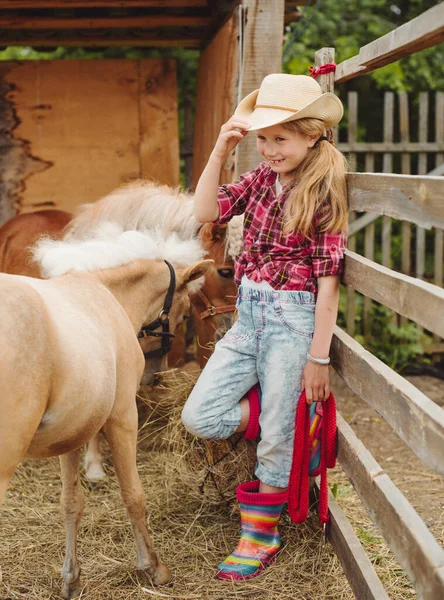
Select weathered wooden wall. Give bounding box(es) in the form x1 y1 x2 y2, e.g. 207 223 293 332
192 9 239 187
0 58 179 224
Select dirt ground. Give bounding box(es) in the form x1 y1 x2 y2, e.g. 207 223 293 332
0 371 443 600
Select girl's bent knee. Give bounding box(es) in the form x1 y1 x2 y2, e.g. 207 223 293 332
181 404 239 440
181 405 211 438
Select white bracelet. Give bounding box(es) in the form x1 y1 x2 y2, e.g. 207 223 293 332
307 352 330 365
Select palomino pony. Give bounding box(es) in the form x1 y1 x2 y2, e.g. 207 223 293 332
0 180 241 375
0 182 242 480
0 225 212 598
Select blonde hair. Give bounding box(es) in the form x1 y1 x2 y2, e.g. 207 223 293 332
281 118 348 237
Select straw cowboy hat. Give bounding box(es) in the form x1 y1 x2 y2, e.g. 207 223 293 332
234 73 343 131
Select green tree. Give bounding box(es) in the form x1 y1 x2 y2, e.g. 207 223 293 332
283 0 444 92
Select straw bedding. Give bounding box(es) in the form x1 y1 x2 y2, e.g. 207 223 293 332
0 368 420 599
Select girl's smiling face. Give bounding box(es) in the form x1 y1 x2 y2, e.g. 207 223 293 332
256 124 316 182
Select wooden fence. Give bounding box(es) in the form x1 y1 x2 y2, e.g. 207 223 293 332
314 3 444 598
336 89 444 341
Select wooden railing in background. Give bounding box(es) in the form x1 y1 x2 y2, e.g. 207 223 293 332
336 90 444 341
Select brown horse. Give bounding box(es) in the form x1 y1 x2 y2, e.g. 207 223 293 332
0 227 212 598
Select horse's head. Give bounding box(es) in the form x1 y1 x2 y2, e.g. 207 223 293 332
191 223 239 366
138 258 213 385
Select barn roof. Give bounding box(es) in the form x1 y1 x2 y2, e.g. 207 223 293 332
0 1 303 50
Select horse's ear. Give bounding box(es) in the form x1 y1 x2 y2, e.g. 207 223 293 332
181 259 214 287
209 223 228 242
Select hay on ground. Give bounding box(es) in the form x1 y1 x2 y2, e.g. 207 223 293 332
141 367 257 505
0 365 423 599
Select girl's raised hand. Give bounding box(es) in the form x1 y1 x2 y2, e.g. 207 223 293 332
212 117 251 161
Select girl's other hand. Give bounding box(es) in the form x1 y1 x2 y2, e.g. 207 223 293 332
301 361 330 405
212 117 251 161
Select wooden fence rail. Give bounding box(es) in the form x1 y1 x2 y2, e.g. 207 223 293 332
335 3 444 83
313 4 444 594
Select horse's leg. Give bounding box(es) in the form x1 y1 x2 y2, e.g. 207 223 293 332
102 403 170 585
59 449 84 600
83 433 106 482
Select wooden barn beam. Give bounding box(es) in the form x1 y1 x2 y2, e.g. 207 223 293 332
235 0 285 177
0 15 212 29
139 59 180 187
335 2 444 83
331 326 444 478
0 1 208 7
336 413 444 600
193 9 239 187
0 36 200 47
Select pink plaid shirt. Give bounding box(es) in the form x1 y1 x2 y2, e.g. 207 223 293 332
215 162 347 293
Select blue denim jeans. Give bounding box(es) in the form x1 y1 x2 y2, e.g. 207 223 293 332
181 280 316 488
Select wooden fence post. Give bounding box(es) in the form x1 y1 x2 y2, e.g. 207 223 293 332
346 90 358 337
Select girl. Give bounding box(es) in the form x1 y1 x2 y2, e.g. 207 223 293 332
182 73 348 580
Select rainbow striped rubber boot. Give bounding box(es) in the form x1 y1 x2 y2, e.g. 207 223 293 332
216 480 288 580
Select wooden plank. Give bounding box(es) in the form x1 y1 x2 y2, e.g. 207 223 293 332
315 47 335 94
342 72 356 337
335 54 367 84
335 3 444 82
235 0 285 177
434 89 444 356
347 90 357 173
331 326 444 476
435 230 444 288
193 9 239 187
358 3 444 69
348 212 379 237
433 91 444 353
0 36 200 48
346 214 356 338
336 413 444 600
399 92 411 320
0 15 212 29
399 92 410 175
315 486 390 600
347 172 444 229
336 142 444 153
416 92 429 288
401 220 411 275
0 0 208 6
363 153 375 338
382 92 393 270
4 60 141 214
139 59 180 187
343 250 444 338
434 92 443 292
363 222 375 338
364 154 375 173
436 92 444 168
0 62 49 226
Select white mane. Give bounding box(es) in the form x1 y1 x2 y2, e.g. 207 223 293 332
64 180 200 241
33 223 205 279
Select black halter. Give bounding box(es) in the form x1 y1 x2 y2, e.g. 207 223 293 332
137 260 176 360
